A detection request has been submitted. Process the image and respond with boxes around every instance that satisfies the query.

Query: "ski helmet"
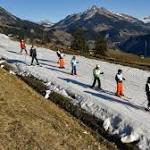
[118,69,122,73]
[96,65,100,68]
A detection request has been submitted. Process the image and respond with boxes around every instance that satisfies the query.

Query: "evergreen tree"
[94,36,107,56]
[71,28,88,52]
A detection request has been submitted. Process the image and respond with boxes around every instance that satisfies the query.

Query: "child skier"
[57,50,65,69]
[91,65,104,90]
[56,49,61,63]
[20,39,28,54]
[115,69,125,97]
[30,45,39,65]
[145,77,150,110]
[71,56,79,75]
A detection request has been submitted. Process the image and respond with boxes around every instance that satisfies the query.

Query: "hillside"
[0,34,150,149]
[0,68,117,150]
[119,34,150,56]
[0,7,47,42]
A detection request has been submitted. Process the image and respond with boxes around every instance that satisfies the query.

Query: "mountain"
[38,19,55,28]
[142,16,150,24]
[52,5,150,42]
[0,6,71,46]
[119,34,150,56]
[0,7,44,41]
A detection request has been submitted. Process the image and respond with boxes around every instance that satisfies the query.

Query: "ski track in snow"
[0,34,150,149]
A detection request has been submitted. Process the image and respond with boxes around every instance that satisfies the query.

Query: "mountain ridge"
[51,5,150,42]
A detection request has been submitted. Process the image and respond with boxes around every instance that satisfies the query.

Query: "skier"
[115,69,125,97]
[20,39,28,54]
[71,56,79,75]
[30,45,39,65]
[57,50,65,69]
[91,65,104,90]
[145,77,150,110]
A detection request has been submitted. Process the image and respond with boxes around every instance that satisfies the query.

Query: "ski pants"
[116,82,123,96]
[31,56,39,65]
[71,66,77,75]
[92,77,101,89]
[59,58,65,68]
[147,93,150,107]
[20,48,28,54]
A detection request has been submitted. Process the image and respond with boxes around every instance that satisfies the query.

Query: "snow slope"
[0,34,150,149]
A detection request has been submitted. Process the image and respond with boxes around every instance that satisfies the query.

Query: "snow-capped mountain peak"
[142,16,150,23]
[38,19,54,28]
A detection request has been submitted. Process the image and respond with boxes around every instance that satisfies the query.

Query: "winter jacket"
[146,83,150,94]
[30,48,37,57]
[93,68,102,78]
[115,73,125,83]
[71,59,78,67]
[20,41,26,49]
[56,50,61,58]
[60,53,64,59]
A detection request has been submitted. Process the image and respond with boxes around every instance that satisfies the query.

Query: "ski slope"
[0,34,150,149]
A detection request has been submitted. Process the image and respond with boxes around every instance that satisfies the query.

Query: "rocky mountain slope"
[0,7,45,40]
[120,34,150,56]
[52,5,150,42]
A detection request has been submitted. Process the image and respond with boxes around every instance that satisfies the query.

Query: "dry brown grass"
[0,69,117,150]
[107,50,150,67]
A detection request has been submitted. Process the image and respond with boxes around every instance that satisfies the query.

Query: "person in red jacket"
[20,39,28,54]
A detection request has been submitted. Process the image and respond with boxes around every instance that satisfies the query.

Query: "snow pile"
[0,34,150,149]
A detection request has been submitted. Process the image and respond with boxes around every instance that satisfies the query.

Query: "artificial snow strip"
[0,34,150,149]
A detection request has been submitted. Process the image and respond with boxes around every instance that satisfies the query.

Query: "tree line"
[71,27,107,56]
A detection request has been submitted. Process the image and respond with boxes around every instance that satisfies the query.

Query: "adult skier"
[20,39,28,54]
[30,45,39,65]
[145,77,150,110]
[91,65,104,90]
[115,69,125,97]
[71,56,79,75]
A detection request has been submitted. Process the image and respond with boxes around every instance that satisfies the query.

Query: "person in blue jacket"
[71,56,79,75]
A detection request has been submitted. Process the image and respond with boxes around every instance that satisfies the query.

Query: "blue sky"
[0,0,150,23]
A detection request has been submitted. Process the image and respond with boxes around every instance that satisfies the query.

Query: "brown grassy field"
[0,69,117,150]
[107,50,150,68]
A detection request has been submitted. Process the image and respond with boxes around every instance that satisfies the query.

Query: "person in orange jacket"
[20,39,28,54]
[115,69,125,97]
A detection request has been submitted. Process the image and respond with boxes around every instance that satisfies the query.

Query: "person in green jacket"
[91,65,104,89]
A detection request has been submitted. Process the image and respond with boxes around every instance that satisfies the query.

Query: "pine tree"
[71,27,88,52]
[94,36,107,56]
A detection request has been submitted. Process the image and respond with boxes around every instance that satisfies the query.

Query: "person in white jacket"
[71,56,79,75]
